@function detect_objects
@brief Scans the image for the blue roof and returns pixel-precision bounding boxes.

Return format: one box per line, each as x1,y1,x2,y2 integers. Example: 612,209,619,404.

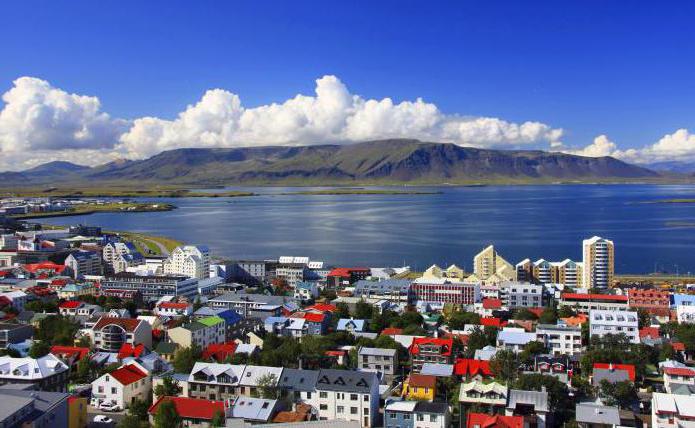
336,318,367,332
672,294,695,307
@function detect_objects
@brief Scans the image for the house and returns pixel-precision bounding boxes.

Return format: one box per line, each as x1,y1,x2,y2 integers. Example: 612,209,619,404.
651,393,695,428
592,363,636,386
227,395,280,423
294,281,320,302
575,402,622,428
155,300,193,317
358,347,398,383
0,354,69,392
309,369,379,427
202,342,238,363
506,389,549,428
384,400,450,428
409,338,453,372
168,316,226,349
337,319,367,333
238,365,283,397
277,368,320,404
458,381,508,415
91,362,151,409
663,367,695,394
208,292,288,319
454,358,493,381
474,345,498,361
0,388,69,428
353,279,413,305
188,362,246,401
148,396,225,428
193,307,250,341
0,290,28,311
475,298,504,317
58,300,85,316
402,374,436,401
589,310,639,344
676,304,695,324
535,323,583,356
264,317,310,339
534,355,572,379
89,316,152,351
327,268,370,288
63,251,102,278
496,327,537,353
57,282,96,300
0,322,33,349
466,413,523,428
50,345,90,368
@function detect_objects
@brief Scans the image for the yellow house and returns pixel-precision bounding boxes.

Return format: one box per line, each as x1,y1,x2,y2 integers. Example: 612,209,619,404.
68,396,88,428
402,374,436,401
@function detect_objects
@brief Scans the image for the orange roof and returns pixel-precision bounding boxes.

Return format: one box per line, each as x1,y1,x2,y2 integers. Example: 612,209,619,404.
410,337,453,356
158,302,190,310
561,293,628,302
381,327,403,336
560,314,588,326
23,262,67,274
304,312,326,323
467,413,524,428
482,298,503,309
149,396,224,420
273,403,312,423
110,364,147,385
50,346,89,361
664,367,695,377
672,342,685,351
59,301,83,309
480,317,507,328
305,303,337,313
327,267,369,277
407,373,437,388
639,327,660,339
593,363,636,381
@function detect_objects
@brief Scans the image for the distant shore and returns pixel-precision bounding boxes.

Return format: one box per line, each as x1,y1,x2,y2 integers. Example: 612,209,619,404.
10,202,176,219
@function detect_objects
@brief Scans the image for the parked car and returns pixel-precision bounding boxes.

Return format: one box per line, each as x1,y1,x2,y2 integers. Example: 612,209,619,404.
98,402,120,412
93,415,114,424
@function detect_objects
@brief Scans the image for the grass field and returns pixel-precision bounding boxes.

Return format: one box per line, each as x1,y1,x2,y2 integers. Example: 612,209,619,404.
112,231,183,256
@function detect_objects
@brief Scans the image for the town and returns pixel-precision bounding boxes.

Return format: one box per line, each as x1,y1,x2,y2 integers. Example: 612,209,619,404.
0,214,692,428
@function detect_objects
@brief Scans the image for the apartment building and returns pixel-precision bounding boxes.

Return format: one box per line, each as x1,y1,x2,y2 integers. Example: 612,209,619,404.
559,293,629,313
358,347,398,382
676,305,695,324
535,324,582,356
310,369,379,428
353,279,413,304
499,282,544,308
103,241,143,273
589,309,639,344
89,317,152,352
0,354,69,392
101,273,199,301
552,259,583,288
168,316,226,349
409,338,454,372
470,245,516,283
411,278,480,307
208,292,289,319
64,250,102,278
628,288,670,315
163,245,210,279
582,236,615,289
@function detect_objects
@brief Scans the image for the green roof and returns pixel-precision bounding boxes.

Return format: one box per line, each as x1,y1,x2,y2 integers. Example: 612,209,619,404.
197,316,224,327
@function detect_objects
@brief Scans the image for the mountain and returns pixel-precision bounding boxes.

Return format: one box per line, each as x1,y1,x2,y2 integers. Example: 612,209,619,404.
645,161,695,174
22,161,92,181
0,139,662,187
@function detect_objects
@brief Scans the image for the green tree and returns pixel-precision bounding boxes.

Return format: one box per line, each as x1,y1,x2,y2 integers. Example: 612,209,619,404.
539,306,558,324
117,415,145,428
153,400,181,428
519,341,547,364
464,327,488,358
513,308,538,320
558,305,577,318
173,346,201,373
154,376,181,398
72,356,93,383
599,380,638,409
354,301,373,319
637,309,651,329
256,373,278,399
335,302,351,319
490,349,519,383
211,409,226,427
447,311,480,330
28,341,51,358
35,315,79,345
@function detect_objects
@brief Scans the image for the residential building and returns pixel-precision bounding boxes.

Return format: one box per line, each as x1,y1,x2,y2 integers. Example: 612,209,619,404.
148,396,225,428
326,268,371,289
454,359,493,381
582,236,615,289
467,413,523,428
337,319,366,333
275,262,307,288
411,278,480,307
294,281,320,302
409,338,454,372
208,292,289,319
353,279,412,304
589,310,639,344
0,354,69,392
575,402,622,428
535,324,583,356
101,273,199,301
0,290,28,311
422,264,465,281
499,282,544,308
506,389,549,428
358,347,398,382
663,367,695,394
63,250,102,278
676,305,695,324
163,245,210,279
402,374,436,401
168,316,226,349
651,393,695,428
0,323,33,349
309,369,379,427
277,368,320,404
155,299,193,317
628,288,670,315
496,328,537,353
103,241,143,273
384,400,450,428
0,388,69,428
237,365,283,397
91,362,150,409
471,245,516,282
188,362,246,401
559,293,629,313
591,363,636,386
551,259,583,288
458,381,508,414
231,260,268,285
89,316,152,352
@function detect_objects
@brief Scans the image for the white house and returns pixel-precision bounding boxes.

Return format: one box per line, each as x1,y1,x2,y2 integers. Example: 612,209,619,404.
91,362,151,410
676,305,695,324
496,328,537,353
307,369,379,427
535,324,583,356
589,309,639,344
154,296,193,317
652,393,695,428
163,245,210,279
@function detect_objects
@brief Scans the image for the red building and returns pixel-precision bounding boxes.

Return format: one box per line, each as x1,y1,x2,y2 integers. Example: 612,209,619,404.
326,267,370,288
409,337,454,371
628,288,670,315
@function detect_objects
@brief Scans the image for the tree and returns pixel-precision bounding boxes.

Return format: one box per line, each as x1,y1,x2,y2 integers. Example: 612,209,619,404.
173,346,201,373
256,373,278,399
637,309,651,329
28,341,51,358
391,311,423,329
513,308,538,320
354,301,373,319
72,356,93,383
154,376,181,398
539,306,558,324
117,415,145,428
599,380,638,409
447,311,480,330
519,341,547,364
490,349,519,383
211,409,226,427
35,315,79,345
153,400,181,428
335,302,351,319
465,327,488,358
558,305,577,318
514,373,570,422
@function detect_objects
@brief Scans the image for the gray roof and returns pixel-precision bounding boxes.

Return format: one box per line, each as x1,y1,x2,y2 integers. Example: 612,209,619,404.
592,368,630,386
507,389,549,412
0,388,69,424
420,363,454,377
277,368,320,392
358,347,396,357
230,397,277,422
669,383,695,396
575,403,620,425
211,292,287,305
414,401,449,415
353,279,411,295
316,369,377,394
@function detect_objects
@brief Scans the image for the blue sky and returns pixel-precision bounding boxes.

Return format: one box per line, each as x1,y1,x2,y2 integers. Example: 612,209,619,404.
1,1,694,168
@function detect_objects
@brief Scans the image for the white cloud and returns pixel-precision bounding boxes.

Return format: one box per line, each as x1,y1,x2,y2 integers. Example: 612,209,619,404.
564,135,618,157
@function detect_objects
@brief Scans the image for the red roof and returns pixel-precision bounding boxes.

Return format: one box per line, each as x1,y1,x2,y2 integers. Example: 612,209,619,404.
51,279,69,286
304,312,326,323
664,367,695,377
305,303,337,313
325,350,347,357
93,317,141,332
202,342,238,362
454,358,492,377
466,413,524,428
407,373,437,388
158,302,190,310
593,363,636,381
561,293,628,302
118,343,146,359
50,346,90,361
23,262,67,274
672,342,685,351
149,396,224,420
480,317,507,328
482,298,503,309
59,301,83,309
110,364,147,385
409,337,453,356
381,327,403,336
0,296,11,307
639,327,660,339
327,267,369,277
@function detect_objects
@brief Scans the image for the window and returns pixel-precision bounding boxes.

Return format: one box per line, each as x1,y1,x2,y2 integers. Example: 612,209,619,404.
417,414,424,421
430,415,438,422
350,394,358,401
319,404,328,410
111,387,116,394
364,408,369,415
337,406,344,413
363,395,369,402
320,392,328,398
350,407,358,415
403,414,411,420
389,413,396,419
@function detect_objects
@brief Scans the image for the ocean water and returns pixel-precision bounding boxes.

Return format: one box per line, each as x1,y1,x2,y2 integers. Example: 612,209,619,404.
39,184,695,274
